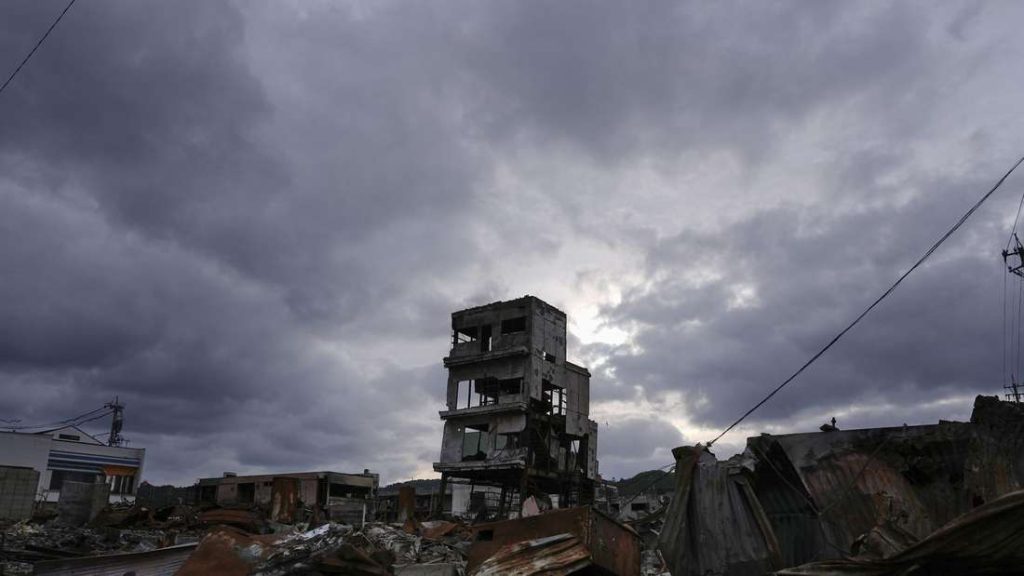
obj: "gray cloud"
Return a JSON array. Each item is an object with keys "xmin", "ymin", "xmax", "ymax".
[{"xmin": 1, "ymin": 0, "xmax": 1023, "ymax": 485}]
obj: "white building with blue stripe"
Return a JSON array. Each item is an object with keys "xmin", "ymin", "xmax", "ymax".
[{"xmin": 0, "ymin": 425, "xmax": 145, "ymax": 504}]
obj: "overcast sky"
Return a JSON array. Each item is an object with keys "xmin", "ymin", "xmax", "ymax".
[{"xmin": 2, "ymin": 0, "xmax": 1024, "ymax": 485}]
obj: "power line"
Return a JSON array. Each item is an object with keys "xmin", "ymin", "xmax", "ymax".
[
  {"xmin": 0, "ymin": 0, "xmax": 78, "ymax": 99},
  {"xmin": 707, "ymin": 154, "xmax": 1024, "ymax": 447},
  {"xmin": 1007, "ymin": 180, "xmax": 1024, "ymax": 251},
  {"xmin": 2, "ymin": 405, "xmax": 111, "ymax": 431}
]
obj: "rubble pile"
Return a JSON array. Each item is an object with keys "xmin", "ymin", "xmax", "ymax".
[
  {"xmin": 3, "ymin": 502, "xmax": 473, "ymax": 576},
  {"xmin": 1, "ymin": 503, "xmax": 208, "ymax": 575},
  {"xmin": 178, "ymin": 520, "xmax": 469, "ymax": 575}
]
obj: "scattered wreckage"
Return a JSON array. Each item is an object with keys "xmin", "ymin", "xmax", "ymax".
[
  {"xmin": 3, "ymin": 395, "xmax": 1022, "ymax": 576},
  {"xmin": 656, "ymin": 395, "xmax": 1024, "ymax": 576}
]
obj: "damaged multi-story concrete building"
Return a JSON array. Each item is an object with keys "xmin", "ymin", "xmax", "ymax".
[{"xmin": 434, "ymin": 296, "xmax": 598, "ymax": 517}]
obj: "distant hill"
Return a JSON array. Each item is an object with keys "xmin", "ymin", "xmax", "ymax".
[
  {"xmin": 378, "ymin": 478, "xmax": 441, "ymax": 495},
  {"xmin": 613, "ymin": 469, "xmax": 675, "ymax": 498}
]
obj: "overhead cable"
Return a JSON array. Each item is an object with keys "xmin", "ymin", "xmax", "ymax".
[
  {"xmin": 0, "ymin": 0, "xmax": 78, "ymax": 99},
  {"xmin": 707, "ymin": 154, "xmax": 1024, "ymax": 447}
]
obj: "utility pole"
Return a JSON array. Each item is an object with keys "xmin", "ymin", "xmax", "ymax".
[
  {"xmin": 105, "ymin": 397, "xmax": 125, "ymax": 446},
  {"xmin": 1006, "ymin": 378, "xmax": 1023, "ymax": 404}
]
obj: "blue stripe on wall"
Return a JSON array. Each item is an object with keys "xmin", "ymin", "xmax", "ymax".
[{"xmin": 47, "ymin": 451, "xmax": 141, "ymax": 466}]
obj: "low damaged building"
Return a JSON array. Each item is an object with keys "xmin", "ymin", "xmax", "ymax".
[
  {"xmin": 197, "ymin": 469, "xmax": 378, "ymax": 524},
  {"xmin": 657, "ymin": 395, "xmax": 1024, "ymax": 576},
  {"xmin": 0, "ymin": 425, "xmax": 145, "ymax": 510},
  {"xmin": 434, "ymin": 296, "xmax": 599, "ymax": 517}
]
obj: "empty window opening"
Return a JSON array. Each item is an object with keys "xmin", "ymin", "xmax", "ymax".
[
  {"xmin": 457, "ymin": 380, "xmax": 473, "ymax": 408},
  {"xmin": 498, "ymin": 377, "xmax": 522, "ymax": 396},
  {"xmin": 48, "ymin": 470, "xmax": 98, "ymax": 491},
  {"xmin": 462, "ymin": 425, "xmax": 488, "ymax": 461},
  {"xmin": 108, "ymin": 474, "xmax": 135, "ymax": 495},
  {"xmin": 501, "ymin": 316, "xmax": 526, "ymax": 334},
  {"xmin": 237, "ymin": 482, "xmax": 256, "ymax": 503},
  {"xmin": 480, "ymin": 325, "xmax": 492, "ymax": 352},
  {"xmin": 57, "ymin": 433, "xmax": 81, "ymax": 441},
  {"xmin": 630, "ymin": 502, "xmax": 649, "ymax": 512},
  {"xmin": 329, "ymin": 483, "xmax": 370, "ymax": 498},
  {"xmin": 199, "ymin": 485, "xmax": 217, "ymax": 503},
  {"xmin": 454, "ymin": 326, "xmax": 477, "ymax": 345},
  {"xmin": 475, "ymin": 378, "xmax": 501, "ymax": 406}
]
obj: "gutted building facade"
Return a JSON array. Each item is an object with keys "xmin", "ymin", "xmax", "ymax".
[
  {"xmin": 434, "ymin": 296, "xmax": 598, "ymax": 517},
  {"xmin": 197, "ymin": 470, "xmax": 379, "ymax": 524}
]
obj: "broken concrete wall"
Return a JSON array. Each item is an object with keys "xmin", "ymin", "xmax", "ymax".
[
  {"xmin": 965, "ymin": 394, "xmax": 1024, "ymax": 504},
  {"xmin": 0, "ymin": 466, "xmax": 40, "ymax": 521},
  {"xmin": 565, "ymin": 362, "xmax": 590, "ymax": 435},
  {"xmin": 586, "ymin": 419, "xmax": 599, "ymax": 479},
  {"xmin": 58, "ymin": 480, "xmax": 109, "ymax": 526},
  {"xmin": 328, "ymin": 497, "xmax": 367, "ymax": 525}
]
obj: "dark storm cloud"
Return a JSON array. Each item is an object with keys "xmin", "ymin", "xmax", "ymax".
[
  {"xmin": 1, "ymin": 0, "xmax": 1022, "ymax": 484},
  {"xmin": 597, "ymin": 165, "xmax": 1011, "ymax": 435},
  {"xmin": 0, "ymin": 0, "xmax": 466, "ymax": 483},
  {"xmin": 458, "ymin": 1, "xmax": 939, "ymax": 165},
  {"xmin": 598, "ymin": 417, "xmax": 684, "ymax": 479}
]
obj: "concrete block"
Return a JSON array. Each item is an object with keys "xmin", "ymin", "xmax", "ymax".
[
  {"xmin": 0, "ymin": 466, "xmax": 40, "ymax": 521},
  {"xmin": 58, "ymin": 481, "xmax": 109, "ymax": 526}
]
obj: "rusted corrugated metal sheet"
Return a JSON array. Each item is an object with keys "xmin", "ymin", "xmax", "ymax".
[
  {"xmin": 271, "ymin": 476, "xmax": 300, "ymax": 523},
  {"xmin": 468, "ymin": 506, "xmax": 639, "ymax": 576},
  {"xmin": 656, "ymin": 446, "xmax": 779, "ymax": 576},
  {"xmin": 746, "ymin": 402, "xmax": 1019, "ymax": 567},
  {"xmin": 472, "ymin": 533, "xmax": 591, "ymax": 576},
  {"xmin": 777, "ymin": 488, "xmax": 1024, "ymax": 575},
  {"xmin": 655, "ymin": 394, "xmax": 1024, "ymax": 575},
  {"xmin": 197, "ymin": 508, "xmax": 266, "ymax": 533},
  {"xmin": 398, "ymin": 485, "xmax": 416, "ymax": 523},
  {"xmin": 33, "ymin": 542, "xmax": 197, "ymax": 576}
]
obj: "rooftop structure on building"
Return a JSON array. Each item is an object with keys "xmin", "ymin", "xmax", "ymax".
[{"xmin": 433, "ymin": 295, "xmax": 598, "ymax": 518}]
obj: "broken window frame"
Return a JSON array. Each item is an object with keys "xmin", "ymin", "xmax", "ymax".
[
  {"xmin": 541, "ymin": 379, "xmax": 566, "ymax": 416},
  {"xmin": 458, "ymin": 377, "xmax": 524, "ymax": 409}
]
